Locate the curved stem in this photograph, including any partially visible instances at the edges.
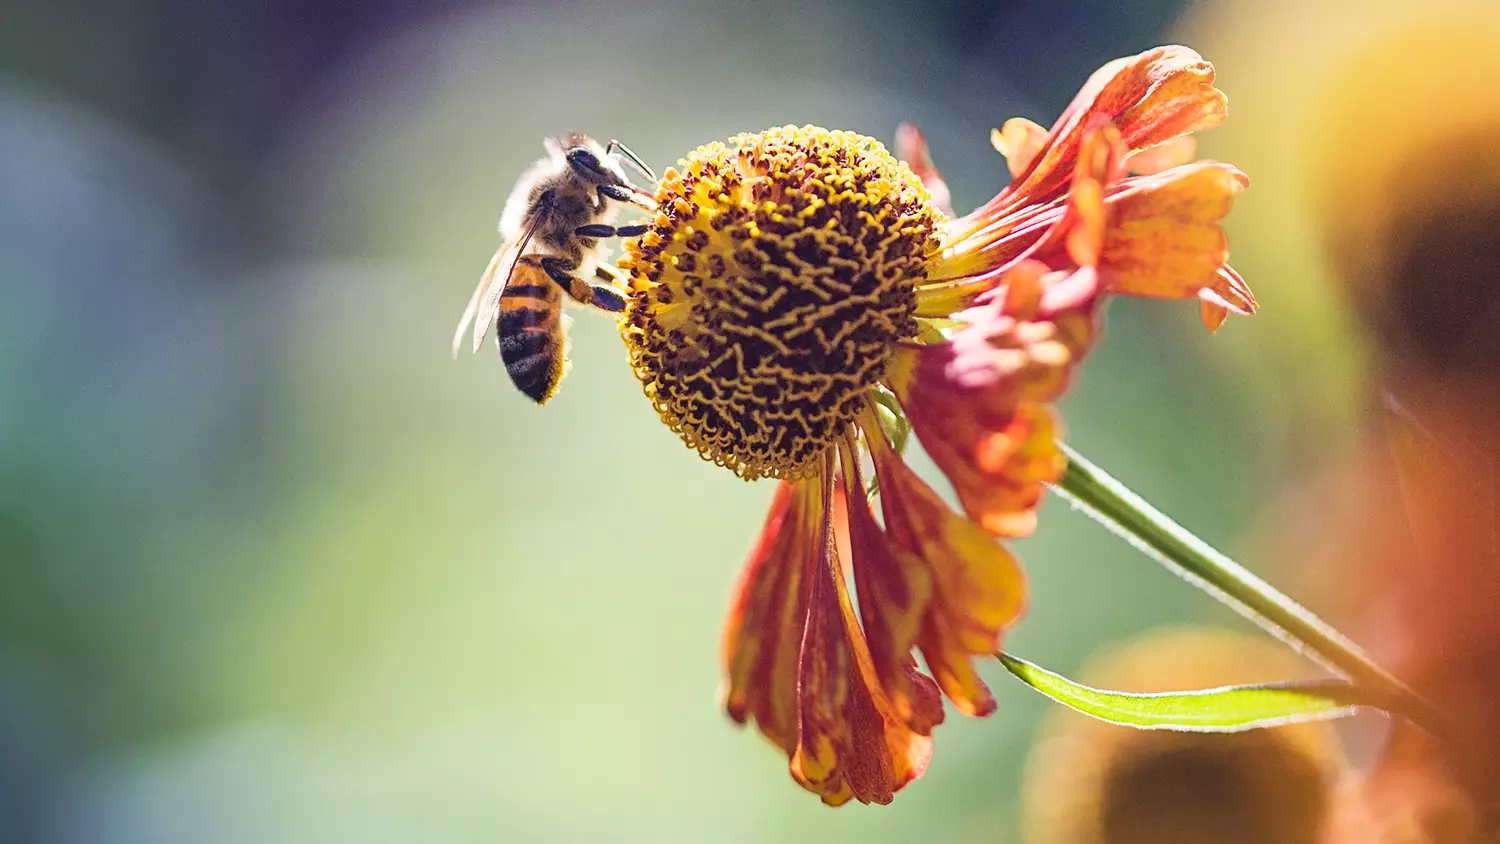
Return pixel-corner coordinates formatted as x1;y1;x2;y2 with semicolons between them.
1051;442;1451;741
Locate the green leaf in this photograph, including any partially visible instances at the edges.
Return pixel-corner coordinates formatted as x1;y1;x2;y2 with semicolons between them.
999;652;1376;731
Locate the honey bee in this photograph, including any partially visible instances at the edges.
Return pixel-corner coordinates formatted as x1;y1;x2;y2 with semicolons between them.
452;134;656;403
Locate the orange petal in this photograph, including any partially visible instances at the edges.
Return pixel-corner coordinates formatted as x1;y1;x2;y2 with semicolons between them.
1211;264;1258;315
1097;161;1249;304
1126;135;1197;175
1200;296;1230;333
866;429;1029;717
992;117;1049;179
896;122;954;218
1062;122;1124;268
722;479;819;754
790;479;935;806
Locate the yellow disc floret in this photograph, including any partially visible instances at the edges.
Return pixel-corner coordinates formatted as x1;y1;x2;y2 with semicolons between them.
620;126;943;480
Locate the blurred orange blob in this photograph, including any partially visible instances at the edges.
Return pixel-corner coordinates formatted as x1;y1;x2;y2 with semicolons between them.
1299;16;1500;394
1227;6;1500;842
1021;628;1344;844
1304;394;1500;844
1299;13;1500;844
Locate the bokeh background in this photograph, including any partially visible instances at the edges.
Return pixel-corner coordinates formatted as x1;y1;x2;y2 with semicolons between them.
4;0;1497;841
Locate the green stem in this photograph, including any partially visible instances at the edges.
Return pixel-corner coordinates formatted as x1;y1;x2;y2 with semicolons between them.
1051;442;1450;741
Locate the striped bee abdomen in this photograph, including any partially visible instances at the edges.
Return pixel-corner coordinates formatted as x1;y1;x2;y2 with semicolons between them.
496;268;567;404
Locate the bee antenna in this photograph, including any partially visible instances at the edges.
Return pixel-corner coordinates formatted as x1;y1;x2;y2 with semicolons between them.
606;139;657;183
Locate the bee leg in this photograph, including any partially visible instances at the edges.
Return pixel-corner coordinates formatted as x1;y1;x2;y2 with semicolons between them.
539;256;592;304
539;255;626;312
596;184;634;203
589;285;628;312
575;224;651;238
597;184;658;212
590;265;632;311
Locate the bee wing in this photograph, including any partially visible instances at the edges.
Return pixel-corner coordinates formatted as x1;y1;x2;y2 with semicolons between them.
451;238;523;358
453;195;552;358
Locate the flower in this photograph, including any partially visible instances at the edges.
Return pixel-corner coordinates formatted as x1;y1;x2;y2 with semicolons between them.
616;46;1250;805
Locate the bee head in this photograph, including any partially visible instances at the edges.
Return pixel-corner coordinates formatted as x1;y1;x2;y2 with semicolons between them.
563;139;627;186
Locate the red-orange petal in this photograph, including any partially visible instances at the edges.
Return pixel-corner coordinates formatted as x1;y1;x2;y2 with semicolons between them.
865;428;1029;717
999;46;1228;210
896;122;954;218
922;124;1117;316
790;478;935;805
891;263;1099;537
835;447;945;733
722;479;819;754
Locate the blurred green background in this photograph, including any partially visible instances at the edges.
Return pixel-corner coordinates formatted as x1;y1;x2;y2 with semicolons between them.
2;0;1468;840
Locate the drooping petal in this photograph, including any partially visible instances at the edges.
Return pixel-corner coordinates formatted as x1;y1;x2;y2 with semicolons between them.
864;425;1029;717
895;261;1101;537
834;444;945;733
1199;266;1258;332
790;474;935;806
896;122;954;218
888;334;1063;540
1097;161;1251;302
1211;264;1258;316
1200;295;1231;333
722;479;819;753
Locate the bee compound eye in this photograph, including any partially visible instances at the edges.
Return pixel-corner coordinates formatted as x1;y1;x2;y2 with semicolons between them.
565;147;609;180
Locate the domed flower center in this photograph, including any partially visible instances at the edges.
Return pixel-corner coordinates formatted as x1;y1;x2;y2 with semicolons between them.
619;126;943;480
